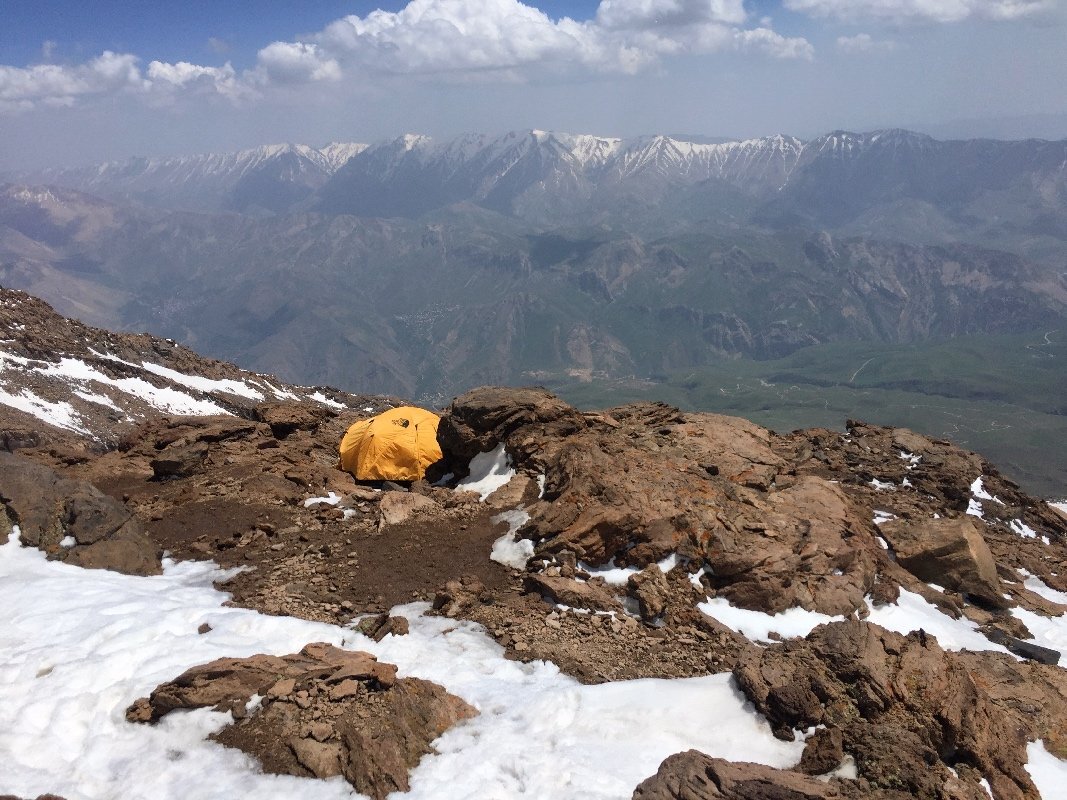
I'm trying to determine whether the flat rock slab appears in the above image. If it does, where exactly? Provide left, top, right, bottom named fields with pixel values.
left=127, top=642, right=475, bottom=800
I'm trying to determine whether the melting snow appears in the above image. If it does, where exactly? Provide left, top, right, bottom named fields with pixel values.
left=1018, top=570, right=1067, bottom=606
left=489, top=509, right=534, bottom=569
left=303, top=491, right=342, bottom=508
left=1026, top=741, right=1067, bottom=795
left=866, top=590, right=1014, bottom=657
left=0, top=387, right=88, bottom=434
left=456, top=444, right=515, bottom=501
left=1011, top=519, right=1050, bottom=544
left=309, top=391, right=345, bottom=409
left=698, top=598, right=844, bottom=643
left=580, top=553, right=680, bottom=587
left=138, top=362, right=263, bottom=400
left=0, top=529, right=805, bottom=800
left=970, top=477, right=1003, bottom=505
left=872, top=510, right=896, bottom=526
left=38, top=357, right=230, bottom=417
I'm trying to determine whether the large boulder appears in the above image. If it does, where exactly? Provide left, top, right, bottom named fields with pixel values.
left=0, top=450, right=161, bottom=575
left=127, top=642, right=476, bottom=800
left=879, top=516, right=1004, bottom=608
left=732, top=620, right=1060, bottom=800
left=632, top=751, right=866, bottom=800
left=437, top=386, right=585, bottom=472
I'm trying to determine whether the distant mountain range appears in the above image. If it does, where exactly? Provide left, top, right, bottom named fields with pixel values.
left=12, top=129, right=1065, bottom=237
left=2, top=128, right=1066, bottom=403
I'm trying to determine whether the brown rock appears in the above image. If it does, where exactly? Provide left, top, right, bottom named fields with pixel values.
left=150, top=442, right=208, bottom=479
left=0, top=450, right=161, bottom=575
left=879, top=517, right=1004, bottom=607
left=289, top=736, right=343, bottom=778
left=378, top=491, right=438, bottom=529
left=338, top=677, right=477, bottom=799
left=523, top=573, right=621, bottom=612
left=437, top=386, right=586, bottom=474
left=733, top=620, right=1045, bottom=799
left=628, top=566, right=671, bottom=622
left=799, top=728, right=845, bottom=775
left=256, top=402, right=331, bottom=439
left=632, top=751, right=854, bottom=799
left=129, top=645, right=476, bottom=800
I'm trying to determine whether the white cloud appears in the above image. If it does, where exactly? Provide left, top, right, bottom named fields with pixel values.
left=836, top=32, right=899, bottom=53
left=0, top=0, right=813, bottom=113
left=735, top=27, right=816, bottom=59
left=146, top=60, right=243, bottom=97
left=0, top=51, right=144, bottom=112
left=784, top=0, right=1054, bottom=23
left=596, top=0, right=748, bottom=29
left=255, top=42, right=342, bottom=83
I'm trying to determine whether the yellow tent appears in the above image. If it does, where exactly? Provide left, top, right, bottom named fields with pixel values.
left=338, top=406, right=443, bottom=482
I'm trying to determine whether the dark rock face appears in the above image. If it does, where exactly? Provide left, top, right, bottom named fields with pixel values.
left=733, top=620, right=1067, bottom=800
left=436, top=386, right=585, bottom=475
left=127, top=642, right=476, bottom=800
left=0, top=450, right=160, bottom=575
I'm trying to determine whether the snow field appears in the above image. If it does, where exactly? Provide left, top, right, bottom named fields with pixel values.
left=0, top=530, right=806, bottom=800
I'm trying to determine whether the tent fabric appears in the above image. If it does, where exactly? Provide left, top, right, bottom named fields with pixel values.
left=339, top=406, right=443, bottom=482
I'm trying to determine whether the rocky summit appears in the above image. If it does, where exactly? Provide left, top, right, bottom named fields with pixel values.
left=1, top=289, right=1066, bottom=799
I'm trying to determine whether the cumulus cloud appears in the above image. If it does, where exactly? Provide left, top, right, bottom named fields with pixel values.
left=146, top=60, right=243, bottom=97
left=784, top=0, right=1054, bottom=23
left=596, top=0, right=748, bottom=29
left=0, top=0, right=813, bottom=113
left=0, top=51, right=143, bottom=112
left=255, top=42, right=342, bottom=83
left=302, top=0, right=812, bottom=76
left=836, top=33, right=898, bottom=53
left=735, top=27, right=816, bottom=59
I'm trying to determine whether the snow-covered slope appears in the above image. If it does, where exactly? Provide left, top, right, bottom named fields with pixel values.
left=0, top=288, right=374, bottom=444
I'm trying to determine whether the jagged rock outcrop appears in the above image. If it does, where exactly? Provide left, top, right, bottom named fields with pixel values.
left=0, top=450, right=161, bottom=574
left=732, top=620, right=1067, bottom=800
left=127, top=643, right=476, bottom=800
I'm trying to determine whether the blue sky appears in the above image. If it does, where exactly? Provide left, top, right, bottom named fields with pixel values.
left=1, top=0, right=1065, bottom=169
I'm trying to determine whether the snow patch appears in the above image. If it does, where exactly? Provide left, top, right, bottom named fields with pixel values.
left=866, top=589, right=1014, bottom=657
left=1009, top=519, right=1047, bottom=542
left=698, top=597, right=844, bottom=643
left=1025, top=740, right=1067, bottom=797
left=138, top=362, right=263, bottom=400
left=489, top=509, right=534, bottom=569
left=309, top=391, right=345, bottom=410
left=303, top=491, right=341, bottom=508
left=456, top=444, right=515, bottom=501
left=0, top=387, right=88, bottom=434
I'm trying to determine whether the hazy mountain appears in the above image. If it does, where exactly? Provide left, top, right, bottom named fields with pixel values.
left=20, top=128, right=1065, bottom=265
left=15, top=142, right=368, bottom=215
left=2, top=183, right=1064, bottom=405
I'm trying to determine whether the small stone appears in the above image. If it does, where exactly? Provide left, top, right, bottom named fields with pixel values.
left=306, top=721, right=334, bottom=742
left=197, top=622, right=212, bottom=635
left=329, top=679, right=363, bottom=701
left=267, top=678, right=297, bottom=698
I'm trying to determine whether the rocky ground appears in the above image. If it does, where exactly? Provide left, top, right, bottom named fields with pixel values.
left=2, top=288, right=1067, bottom=800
